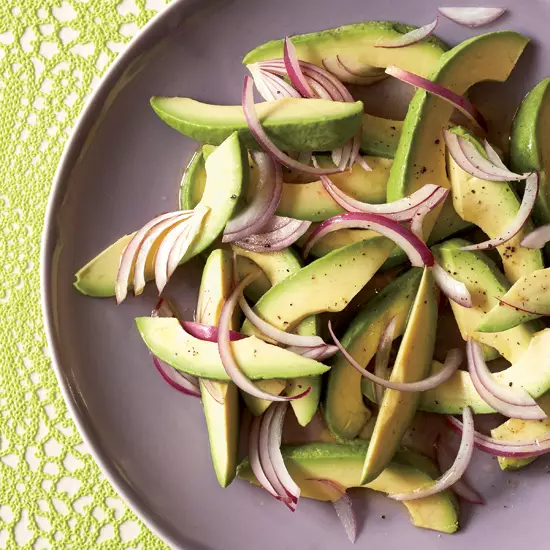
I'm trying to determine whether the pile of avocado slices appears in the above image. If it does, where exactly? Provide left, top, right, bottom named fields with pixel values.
left=73, top=19, right=550, bottom=537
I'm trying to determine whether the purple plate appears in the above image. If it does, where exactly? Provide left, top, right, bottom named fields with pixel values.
left=42, top=0, right=550, bottom=548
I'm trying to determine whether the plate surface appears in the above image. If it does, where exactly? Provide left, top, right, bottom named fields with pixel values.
left=42, top=0, right=550, bottom=548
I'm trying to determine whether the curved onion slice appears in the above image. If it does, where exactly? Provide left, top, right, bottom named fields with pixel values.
left=447, top=415, right=550, bottom=458
left=201, top=379, right=226, bottom=404
left=436, top=438, right=484, bottom=504
left=520, top=224, right=550, bottom=249
left=287, top=344, right=339, bottom=361
left=218, top=273, right=311, bottom=401
left=260, top=68, right=302, bottom=99
left=460, top=172, right=539, bottom=251
left=376, top=18, right=438, bottom=48
left=284, top=37, right=315, bottom=98
left=248, top=64, right=277, bottom=101
left=322, top=56, right=383, bottom=85
left=308, top=479, right=356, bottom=543
left=239, top=295, right=325, bottom=348
left=391, top=407, right=474, bottom=501
left=249, top=414, right=280, bottom=499
left=223, top=153, right=282, bottom=242
left=374, top=317, right=396, bottom=403
left=151, top=297, right=177, bottom=318
left=410, top=204, right=431, bottom=239
left=242, top=76, right=341, bottom=175
left=431, top=263, right=473, bottom=308
left=303, top=212, right=435, bottom=267
left=483, top=139, right=508, bottom=171
left=467, top=339, right=546, bottom=420
left=235, top=216, right=312, bottom=253
left=386, top=65, right=487, bottom=132
left=437, top=7, right=506, bottom=27
left=329, top=321, right=462, bottom=393
left=116, top=211, right=186, bottom=304
left=181, top=321, right=247, bottom=342
left=151, top=355, right=201, bottom=397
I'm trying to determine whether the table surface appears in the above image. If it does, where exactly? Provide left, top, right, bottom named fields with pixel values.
left=0, top=1, right=170, bottom=547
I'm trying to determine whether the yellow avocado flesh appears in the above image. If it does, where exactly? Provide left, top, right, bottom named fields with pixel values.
left=243, top=21, right=447, bottom=78
left=361, top=268, right=437, bottom=484
left=325, top=268, right=423, bottom=441
left=237, top=442, right=459, bottom=534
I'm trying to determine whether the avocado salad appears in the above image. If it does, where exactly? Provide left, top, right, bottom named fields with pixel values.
left=74, top=6, right=550, bottom=543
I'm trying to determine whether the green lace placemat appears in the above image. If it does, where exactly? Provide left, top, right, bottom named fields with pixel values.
left=0, top=1, right=171, bottom=547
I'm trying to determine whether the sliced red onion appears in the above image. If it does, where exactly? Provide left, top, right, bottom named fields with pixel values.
left=307, top=479, right=356, bottom=543
left=235, top=215, right=312, bottom=253
left=261, top=69, right=302, bottom=99
left=431, top=263, right=473, bottom=308
left=287, top=344, right=339, bottom=361
left=436, top=438, right=484, bottom=504
left=151, top=297, right=177, bottom=318
left=218, top=273, right=311, bottom=401
left=374, top=317, right=396, bottom=403
left=349, top=133, right=362, bottom=170
left=376, top=18, right=438, bottom=48
left=447, top=415, right=550, bottom=458
left=410, top=204, right=431, bottom=239
left=483, top=139, right=508, bottom=171
left=249, top=414, right=281, bottom=499
left=386, top=65, right=487, bottom=132
left=337, top=56, right=386, bottom=78
left=467, top=339, right=546, bottom=420
left=331, top=141, right=353, bottom=172
left=303, top=212, right=435, bottom=267
left=520, top=224, right=550, bottom=249
left=460, top=171, right=539, bottom=251
left=151, top=355, right=201, bottom=397
left=307, top=78, right=333, bottom=100
left=201, top=379, right=226, bottom=404
left=437, top=7, right=506, bottom=27
left=248, top=64, right=277, bottom=101
left=223, top=153, right=282, bottom=242
left=181, top=321, right=247, bottom=342
left=115, top=211, right=186, bottom=304
left=391, top=407, right=474, bottom=501
left=283, top=37, right=315, bottom=98
left=322, top=56, right=383, bottom=85
left=242, top=76, right=341, bottom=175
left=239, top=294, right=325, bottom=347
left=329, top=321, right=461, bottom=393
left=457, top=134, right=527, bottom=182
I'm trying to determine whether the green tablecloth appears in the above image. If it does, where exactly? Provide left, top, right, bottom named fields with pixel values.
left=0, top=2, right=169, bottom=547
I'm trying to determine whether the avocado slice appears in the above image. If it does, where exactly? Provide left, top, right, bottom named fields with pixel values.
left=361, top=267, right=437, bottom=484
left=361, top=114, right=403, bottom=158
left=386, top=31, right=529, bottom=235
left=151, top=97, right=363, bottom=152
left=325, top=268, right=423, bottom=441
left=73, top=132, right=246, bottom=297
left=478, top=268, right=550, bottom=333
left=433, top=239, right=537, bottom=363
left=243, top=21, right=447, bottom=78
left=510, top=78, right=550, bottom=232
left=491, top=393, right=550, bottom=471
left=196, top=249, right=240, bottom=488
left=237, top=441, right=459, bottom=534
left=447, top=127, right=543, bottom=283
left=180, top=145, right=217, bottom=210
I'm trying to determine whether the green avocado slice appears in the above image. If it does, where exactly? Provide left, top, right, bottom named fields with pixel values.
left=361, top=267, right=437, bottom=484
left=447, top=127, right=543, bottom=283
left=325, top=268, right=423, bottom=441
left=361, top=114, right=403, bottom=158
left=386, top=31, right=529, bottom=236
left=73, top=132, right=246, bottom=298
left=478, top=268, right=550, bottom=333
left=237, top=441, right=459, bottom=534
left=243, top=21, right=447, bottom=78
left=151, top=97, right=363, bottom=152
left=362, top=328, right=550, bottom=414
left=510, top=78, right=550, bottom=232
left=135, top=317, right=329, bottom=380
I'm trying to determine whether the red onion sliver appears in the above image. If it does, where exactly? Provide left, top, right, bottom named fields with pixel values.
left=483, top=139, right=508, bottom=171
left=520, top=224, right=550, bottom=249
left=287, top=344, right=339, bottom=361
left=437, top=7, right=506, bottom=28
left=376, top=18, right=438, bottom=48
left=431, top=263, right=473, bottom=308
left=391, top=407, right=474, bottom=501
left=447, top=415, right=550, bottom=458
left=467, top=339, right=546, bottom=420
left=249, top=414, right=280, bottom=499
left=349, top=133, right=362, bottom=170
left=218, top=273, right=311, bottom=401
left=436, top=437, right=485, bottom=504
left=460, top=171, right=539, bottom=251
left=261, top=69, right=302, bottom=99
left=201, top=379, right=226, bottom=405
left=329, top=321, right=462, bottom=393
left=152, top=355, right=201, bottom=397
left=181, top=321, right=247, bottom=342
left=303, top=212, right=435, bottom=267
left=322, top=56, right=382, bottom=85
left=239, top=295, right=325, bottom=347
left=386, top=65, right=487, bottom=132
left=248, top=64, right=277, bottom=101
left=410, top=204, right=432, bottom=239
left=242, top=76, right=341, bottom=175
left=283, top=37, right=315, bottom=98
left=374, top=317, right=396, bottom=403
left=151, top=297, right=177, bottom=318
